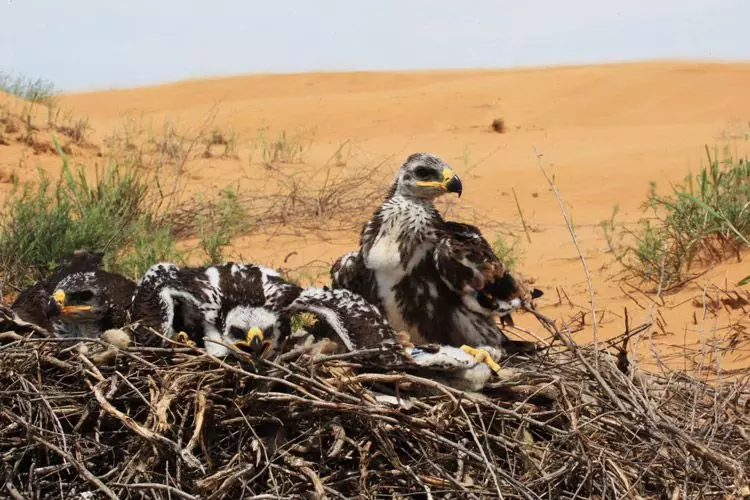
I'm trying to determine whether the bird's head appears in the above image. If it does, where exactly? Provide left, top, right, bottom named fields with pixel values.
left=224, top=306, right=278, bottom=358
left=394, top=152, right=463, bottom=200
left=46, top=273, right=108, bottom=322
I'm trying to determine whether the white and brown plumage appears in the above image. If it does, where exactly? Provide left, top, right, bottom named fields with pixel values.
left=44, top=270, right=136, bottom=338
left=11, top=250, right=105, bottom=330
left=331, top=152, right=543, bottom=359
left=11, top=250, right=136, bottom=338
left=128, top=262, right=400, bottom=358
left=129, top=260, right=503, bottom=391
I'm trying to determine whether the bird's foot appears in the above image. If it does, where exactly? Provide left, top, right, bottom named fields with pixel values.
left=173, top=331, right=196, bottom=347
left=460, top=345, right=502, bottom=375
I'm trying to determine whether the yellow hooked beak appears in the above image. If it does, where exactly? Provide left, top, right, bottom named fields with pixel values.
left=414, top=167, right=463, bottom=197
left=173, top=331, right=196, bottom=347
left=52, top=289, right=92, bottom=315
left=233, top=327, right=273, bottom=357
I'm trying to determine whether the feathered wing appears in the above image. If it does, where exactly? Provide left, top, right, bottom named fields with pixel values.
left=286, top=287, right=495, bottom=386
left=96, top=271, right=137, bottom=329
left=286, top=287, right=399, bottom=353
left=434, top=221, right=541, bottom=322
left=330, top=251, right=379, bottom=306
left=130, top=263, right=217, bottom=347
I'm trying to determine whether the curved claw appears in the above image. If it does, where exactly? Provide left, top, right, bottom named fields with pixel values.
left=460, top=345, right=502, bottom=375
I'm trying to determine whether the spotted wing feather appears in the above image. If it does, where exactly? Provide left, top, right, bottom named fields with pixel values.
left=130, top=263, right=220, bottom=347
left=330, top=251, right=379, bottom=306
left=435, top=221, right=540, bottom=318
left=286, top=287, right=400, bottom=353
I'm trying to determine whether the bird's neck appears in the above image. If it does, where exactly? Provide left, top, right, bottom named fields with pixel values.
left=381, top=194, right=441, bottom=237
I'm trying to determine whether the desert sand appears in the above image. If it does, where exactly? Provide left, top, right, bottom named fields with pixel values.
left=1, top=60, right=749, bottom=374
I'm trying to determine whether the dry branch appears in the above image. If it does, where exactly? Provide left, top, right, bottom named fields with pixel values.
left=1, top=319, right=748, bottom=499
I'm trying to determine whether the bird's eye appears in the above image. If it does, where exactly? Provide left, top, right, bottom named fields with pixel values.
left=229, top=326, right=245, bottom=340
left=414, top=166, right=432, bottom=179
left=70, top=290, right=94, bottom=302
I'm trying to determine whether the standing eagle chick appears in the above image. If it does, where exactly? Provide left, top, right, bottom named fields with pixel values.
left=331, top=152, right=542, bottom=361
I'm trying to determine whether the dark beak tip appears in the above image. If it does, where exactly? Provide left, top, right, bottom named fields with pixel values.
left=44, top=299, right=60, bottom=317
left=446, top=175, right=463, bottom=197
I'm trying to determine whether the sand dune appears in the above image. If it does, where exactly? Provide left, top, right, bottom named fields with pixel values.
left=2, top=60, right=749, bottom=372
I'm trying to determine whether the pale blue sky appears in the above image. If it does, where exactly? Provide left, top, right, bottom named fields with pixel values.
left=1, top=0, right=747, bottom=92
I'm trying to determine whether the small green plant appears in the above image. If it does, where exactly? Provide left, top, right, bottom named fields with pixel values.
left=116, top=221, right=184, bottom=279
left=0, top=135, right=248, bottom=288
left=197, top=186, right=247, bottom=264
left=0, top=139, right=157, bottom=284
left=492, top=234, right=522, bottom=271
left=599, top=204, right=622, bottom=253
left=626, top=142, right=750, bottom=288
left=0, top=72, right=57, bottom=105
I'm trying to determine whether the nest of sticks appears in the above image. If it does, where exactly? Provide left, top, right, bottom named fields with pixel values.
left=1, top=309, right=748, bottom=499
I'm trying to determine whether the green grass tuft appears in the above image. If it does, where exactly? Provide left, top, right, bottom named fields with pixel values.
left=492, top=233, right=522, bottom=271
left=0, top=71, right=57, bottom=105
left=197, top=186, right=247, bottom=264
left=0, top=136, right=245, bottom=290
left=626, top=142, right=750, bottom=288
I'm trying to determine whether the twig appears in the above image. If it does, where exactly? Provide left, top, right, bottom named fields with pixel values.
left=534, top=146, right=600, bottom=364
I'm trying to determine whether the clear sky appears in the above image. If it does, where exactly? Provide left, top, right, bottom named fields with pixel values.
left=1, top=0, right=747, bottom=92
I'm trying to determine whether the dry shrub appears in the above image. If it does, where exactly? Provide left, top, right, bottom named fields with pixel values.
left=4, top=120, right=20, bottom=135
left=170, top=158, right=393, bottom=239
left=491, top=118, right=506, bottom=134
left=0, top=307, right=747, bottom=499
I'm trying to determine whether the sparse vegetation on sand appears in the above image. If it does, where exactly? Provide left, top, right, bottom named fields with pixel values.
left=491, top=233, right=522, bottom=271
left=0, top=138, right=247, bottom=291
left=624, top=141, right=750, bottom=289
left=0, top=71, right=57, bottom=105
left=0, top=141, right=180, bottom=286
left=0, top=72, right=100, bottom=156
left=0, top=70, right=749, bottom=499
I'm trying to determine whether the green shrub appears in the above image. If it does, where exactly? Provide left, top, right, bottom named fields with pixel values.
left=492, top=233, right=522, bottom=271
left=0, top=137, right=244, bottom=288
left=197, top=186, right=247, bottom=264
left=627, top=143, right=750, bottom=288
left=0, top=71, right=57, bottom=105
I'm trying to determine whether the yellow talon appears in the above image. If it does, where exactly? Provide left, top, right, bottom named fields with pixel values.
left=460, top=345, right=502, bottom=374
left=173, top=331, right=196, bottom=347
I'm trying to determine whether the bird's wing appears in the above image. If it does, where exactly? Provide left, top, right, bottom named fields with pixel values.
left=130, top=263, right=211, bottom=345
left=286, top=287, right=400, bottom=353
left=433, top=221, right=503, bottom=294
left=434, top=221, right=542, bottom=316
left=97, top=271, right=137, bottom=327
left=330, top=251, right=379, bottom=305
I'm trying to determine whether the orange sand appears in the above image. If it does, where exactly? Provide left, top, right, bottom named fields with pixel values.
left=2, top=60, right=749, bottom=374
